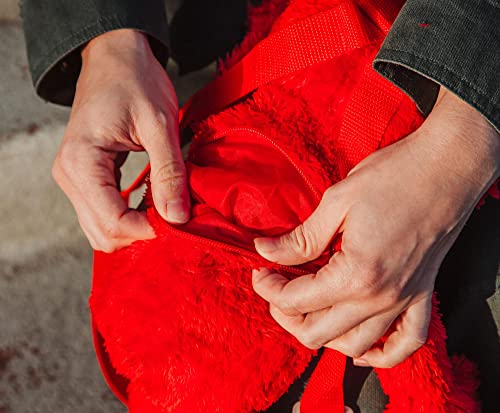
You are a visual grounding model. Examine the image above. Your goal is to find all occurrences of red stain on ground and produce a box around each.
[26,123,39,135]
[0,348,18,376]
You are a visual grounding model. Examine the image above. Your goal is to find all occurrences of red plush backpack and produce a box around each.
[90,0,481,411]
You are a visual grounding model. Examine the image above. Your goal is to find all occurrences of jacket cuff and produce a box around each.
[21,0,169,106]
[373,0,500,131]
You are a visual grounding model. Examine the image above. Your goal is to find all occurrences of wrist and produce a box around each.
[81,29,152,66]
[419,88,500,190]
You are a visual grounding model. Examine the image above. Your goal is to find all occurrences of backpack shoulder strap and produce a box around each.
[124,0,404,200]
[180,0,385,128]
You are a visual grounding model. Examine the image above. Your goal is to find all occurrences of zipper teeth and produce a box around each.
[157,126,324,276]
[161,223,309,276]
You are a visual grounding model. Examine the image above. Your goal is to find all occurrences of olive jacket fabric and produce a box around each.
[21,0,499,130]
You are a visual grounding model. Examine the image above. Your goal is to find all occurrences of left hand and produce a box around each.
[253,88,500,368]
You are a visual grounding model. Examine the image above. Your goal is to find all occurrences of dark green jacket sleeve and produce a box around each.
[374,0,500,131]
[21,0,169,106]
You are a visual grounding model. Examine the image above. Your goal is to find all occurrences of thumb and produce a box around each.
[254,187,345,265]
[143,112,190,224]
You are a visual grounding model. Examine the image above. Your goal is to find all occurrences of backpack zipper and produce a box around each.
[157,126,325,276]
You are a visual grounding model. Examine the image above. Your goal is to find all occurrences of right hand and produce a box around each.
[52,29,190,252]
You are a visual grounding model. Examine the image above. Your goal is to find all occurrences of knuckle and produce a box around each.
[330,341,348,355]
[94,232,123,253]
[90,235,119,253]
[151,110,169,130]
[148,108,177,135]
[332,341,365,358]
[280,305,300,317]
[323,182,348,205]
[96,241,118,254]
[322,186,339,203]
[377,357,399,368]
[153,161,186,196]
[101,218,122,241]
[54,140,83,177]
[289,225,316,260]
[274,296,298,317]
[296,331,321,350]
[55,149,73,174]
[412,333,428,348]
[348,345,368,359]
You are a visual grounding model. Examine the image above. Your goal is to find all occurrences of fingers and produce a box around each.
[353,295,432,368]
[141,110,190,224]
[254,266,426,361]
[268,302,370,350]
[253,263,430,365]
[254,186,346,265]
[53,141,154,252]
[252,254,352,316]
[324,311,396,358]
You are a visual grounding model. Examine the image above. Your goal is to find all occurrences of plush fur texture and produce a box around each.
[90,0,483,411]
[374,297,479,413]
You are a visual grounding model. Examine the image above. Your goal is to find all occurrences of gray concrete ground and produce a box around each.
[0,16,213,413]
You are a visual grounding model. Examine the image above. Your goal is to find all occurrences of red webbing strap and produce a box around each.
[124,0,377,199]
[179,1,374,128]
[124,0,404,199]
[179,0,406,128]
[335,64,404,177]
[301,350,346,413]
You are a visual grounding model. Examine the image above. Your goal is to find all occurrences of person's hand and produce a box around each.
[253,88,500,368]
[52,29,190,252]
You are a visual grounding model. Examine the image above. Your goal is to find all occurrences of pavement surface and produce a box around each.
[0,16,213,413]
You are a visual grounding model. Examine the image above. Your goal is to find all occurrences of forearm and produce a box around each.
[374,0,500,131]
[21,0,169,106]
[418,88,500,210]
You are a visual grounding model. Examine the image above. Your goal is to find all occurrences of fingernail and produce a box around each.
[166,200,190,224]
[254,237,277,254]
[353,358,370,367]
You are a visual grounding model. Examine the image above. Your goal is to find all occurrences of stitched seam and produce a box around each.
[375,53,499,129]
[31,15,124,76]
[377,48,498,98]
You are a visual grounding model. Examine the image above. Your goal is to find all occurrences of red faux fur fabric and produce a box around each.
[90,0,481,412]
